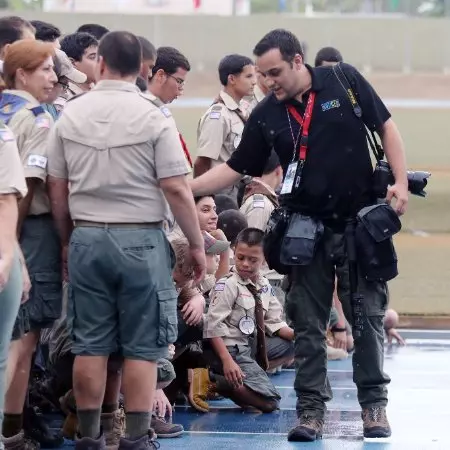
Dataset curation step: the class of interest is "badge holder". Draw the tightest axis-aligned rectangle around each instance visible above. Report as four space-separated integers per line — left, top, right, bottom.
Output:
238 315 255 335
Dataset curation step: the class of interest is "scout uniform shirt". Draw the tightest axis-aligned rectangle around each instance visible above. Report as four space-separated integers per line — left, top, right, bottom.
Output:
197 91 246 197
204 271 288 346
242 84 267 117
46 80 189 224
0 90 53 216
0 121 27 199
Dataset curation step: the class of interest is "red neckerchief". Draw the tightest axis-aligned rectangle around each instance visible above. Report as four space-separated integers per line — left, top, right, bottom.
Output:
179 133 193 168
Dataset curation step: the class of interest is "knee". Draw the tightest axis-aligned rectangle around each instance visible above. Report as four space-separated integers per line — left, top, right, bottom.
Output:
260 400 278 413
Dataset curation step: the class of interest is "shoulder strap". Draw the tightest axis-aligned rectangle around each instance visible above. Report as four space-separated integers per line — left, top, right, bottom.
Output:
332 63 384 162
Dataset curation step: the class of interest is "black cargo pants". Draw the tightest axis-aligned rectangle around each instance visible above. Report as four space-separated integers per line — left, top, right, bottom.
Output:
285 227 390 419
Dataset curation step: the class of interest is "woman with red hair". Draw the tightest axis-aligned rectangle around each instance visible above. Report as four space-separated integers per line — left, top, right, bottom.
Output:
0 40 63 450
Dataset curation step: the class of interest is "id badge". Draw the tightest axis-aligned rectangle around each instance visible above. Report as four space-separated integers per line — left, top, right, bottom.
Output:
280 162 298 195
239 316 255 335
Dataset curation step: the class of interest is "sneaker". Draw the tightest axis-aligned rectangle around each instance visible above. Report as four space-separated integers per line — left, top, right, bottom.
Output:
187 368 214 413
2 430 40 450
150 415 183 439
23 406 64 448
118 430 160 450
103 408 125 450
287 414 324 442
362 406 391 438
327 346 348 361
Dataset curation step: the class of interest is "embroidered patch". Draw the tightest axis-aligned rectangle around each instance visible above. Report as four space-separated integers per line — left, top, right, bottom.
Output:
209 111 221 120
321 99 340 112
35 116 50 129
160 106 171 118
252 197 265 209
0 129 14 142
27 154 47 169
261 285 269 293
214 282 225 292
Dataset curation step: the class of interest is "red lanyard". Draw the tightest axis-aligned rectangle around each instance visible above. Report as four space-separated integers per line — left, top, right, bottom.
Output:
286 91 316 161
179 133 193 168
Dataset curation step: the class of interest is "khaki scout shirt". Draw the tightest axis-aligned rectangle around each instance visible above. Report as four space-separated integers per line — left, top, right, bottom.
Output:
197 91 246 196
46 80 189 223
240 180 277 232
54 81 88 112
242 84 267 117
3 90 53 215
0 123 27 199
204 271 288 346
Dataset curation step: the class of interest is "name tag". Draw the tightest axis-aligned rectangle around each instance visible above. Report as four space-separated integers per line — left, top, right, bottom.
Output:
27 154 47 169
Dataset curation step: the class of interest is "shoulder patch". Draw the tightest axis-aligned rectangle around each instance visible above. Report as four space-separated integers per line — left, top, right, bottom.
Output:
160 106 172 118
211 105 223 112
29 106 45 117
0 128 14 142
214 282 226 292
209 111 221 120
252 194 265 209
35 116 51 129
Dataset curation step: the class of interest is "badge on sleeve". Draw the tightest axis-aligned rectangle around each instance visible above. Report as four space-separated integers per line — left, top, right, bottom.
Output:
252 194 265 209
214 282 225 292
239 316 255 335
209 111 221 120
27 154 47 169
35 116 50 129
160 106 172 118
0 128 14 142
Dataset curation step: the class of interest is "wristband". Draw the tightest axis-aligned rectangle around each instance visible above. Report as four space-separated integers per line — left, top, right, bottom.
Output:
332 327 347 333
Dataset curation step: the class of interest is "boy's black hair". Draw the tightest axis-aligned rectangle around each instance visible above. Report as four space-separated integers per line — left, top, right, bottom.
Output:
60 32 98 62
30 20 61 43
217 211 249 246
77 23 110 40
235 227 265 247
194 195 215 204
218 54 253 86
314 46 343 67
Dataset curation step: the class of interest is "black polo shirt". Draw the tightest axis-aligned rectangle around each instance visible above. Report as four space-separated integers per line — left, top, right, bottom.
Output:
227 63 391 225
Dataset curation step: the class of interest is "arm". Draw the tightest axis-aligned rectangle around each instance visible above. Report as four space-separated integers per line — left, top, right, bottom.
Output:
47 176 72 245
190 163 242 196
277 326 294 341
211 336 244 387
193 156 212 178
17 179 38 234
332 288 346 329
0 194 19 263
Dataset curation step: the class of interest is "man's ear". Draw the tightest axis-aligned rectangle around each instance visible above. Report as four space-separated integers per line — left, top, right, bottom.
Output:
293 53 304 70
0 43 11 60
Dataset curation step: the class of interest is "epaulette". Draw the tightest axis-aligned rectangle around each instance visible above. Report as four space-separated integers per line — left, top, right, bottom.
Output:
29 105 45 117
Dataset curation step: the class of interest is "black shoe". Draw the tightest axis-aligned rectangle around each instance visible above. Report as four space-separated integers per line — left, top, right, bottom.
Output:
287 414 324 442
23 406 64 448
362 406 391 438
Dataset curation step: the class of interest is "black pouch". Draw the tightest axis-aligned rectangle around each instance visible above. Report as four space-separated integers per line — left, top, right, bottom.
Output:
263 207 291 275
280 213 324 266
355 203 401 282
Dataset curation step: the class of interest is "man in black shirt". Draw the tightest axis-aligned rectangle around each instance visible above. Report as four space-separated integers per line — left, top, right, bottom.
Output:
190 29 408 442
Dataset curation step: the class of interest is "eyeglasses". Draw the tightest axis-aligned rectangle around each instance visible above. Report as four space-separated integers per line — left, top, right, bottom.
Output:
167 73 185 88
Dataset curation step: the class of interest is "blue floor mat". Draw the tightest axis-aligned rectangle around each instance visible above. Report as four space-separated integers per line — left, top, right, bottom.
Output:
46 333 450 449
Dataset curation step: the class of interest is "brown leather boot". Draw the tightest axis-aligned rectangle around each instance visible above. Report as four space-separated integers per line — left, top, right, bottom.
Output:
362 406 391 438
288 414 324 442
118 431 159 450
102 408 126 450
187 368 215 413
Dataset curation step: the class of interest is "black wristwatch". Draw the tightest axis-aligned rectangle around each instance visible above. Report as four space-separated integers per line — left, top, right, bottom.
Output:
331 326 347 333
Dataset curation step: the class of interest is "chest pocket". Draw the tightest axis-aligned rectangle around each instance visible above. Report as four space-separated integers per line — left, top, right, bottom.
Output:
230 295 255 327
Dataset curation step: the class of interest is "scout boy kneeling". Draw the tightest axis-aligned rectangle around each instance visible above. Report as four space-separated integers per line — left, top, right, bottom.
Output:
203 228 295 413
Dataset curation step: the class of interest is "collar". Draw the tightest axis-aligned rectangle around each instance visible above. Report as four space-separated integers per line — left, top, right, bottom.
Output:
93 80 140 93
252 178 277 197
219 90 241 111
253 84 266 103
232 268 264 288
2 89 39 106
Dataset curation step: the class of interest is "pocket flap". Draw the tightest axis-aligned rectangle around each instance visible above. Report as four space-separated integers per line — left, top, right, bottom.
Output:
34 272 61 283
357 204 401 243
157 289 178 302
285 214 321 240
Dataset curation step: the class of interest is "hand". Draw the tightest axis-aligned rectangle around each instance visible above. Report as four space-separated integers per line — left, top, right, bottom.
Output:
386 182 408 216
61 245 69 282
0 257 13 292
168 344 175 359
210 228 227 242
152 389 172 418
223 357 245 388
332 330 347 351
20 262 31 304
182 295 205 326
386 328 406 346
189 246 206 286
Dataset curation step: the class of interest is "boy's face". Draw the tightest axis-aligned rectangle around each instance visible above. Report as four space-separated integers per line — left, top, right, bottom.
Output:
234 243 264 281
74 44 98 84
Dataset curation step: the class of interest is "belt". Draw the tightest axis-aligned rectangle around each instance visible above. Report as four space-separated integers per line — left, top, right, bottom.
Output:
73 220 162 229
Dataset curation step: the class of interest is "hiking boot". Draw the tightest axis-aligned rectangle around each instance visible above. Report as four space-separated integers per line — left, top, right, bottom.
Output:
287 414 324 442
2 430 40 450
187 368 215 413
327 345 348 361
118 431 160 450
150 415 183 439
75 433 106 450
362 406 391 438
23 406 64 448
102 408 126 450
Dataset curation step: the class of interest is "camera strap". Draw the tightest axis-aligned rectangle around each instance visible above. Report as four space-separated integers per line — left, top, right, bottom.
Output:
332 64 385 162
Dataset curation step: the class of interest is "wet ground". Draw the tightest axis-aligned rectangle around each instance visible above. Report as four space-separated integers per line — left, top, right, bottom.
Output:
51 329 450 449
